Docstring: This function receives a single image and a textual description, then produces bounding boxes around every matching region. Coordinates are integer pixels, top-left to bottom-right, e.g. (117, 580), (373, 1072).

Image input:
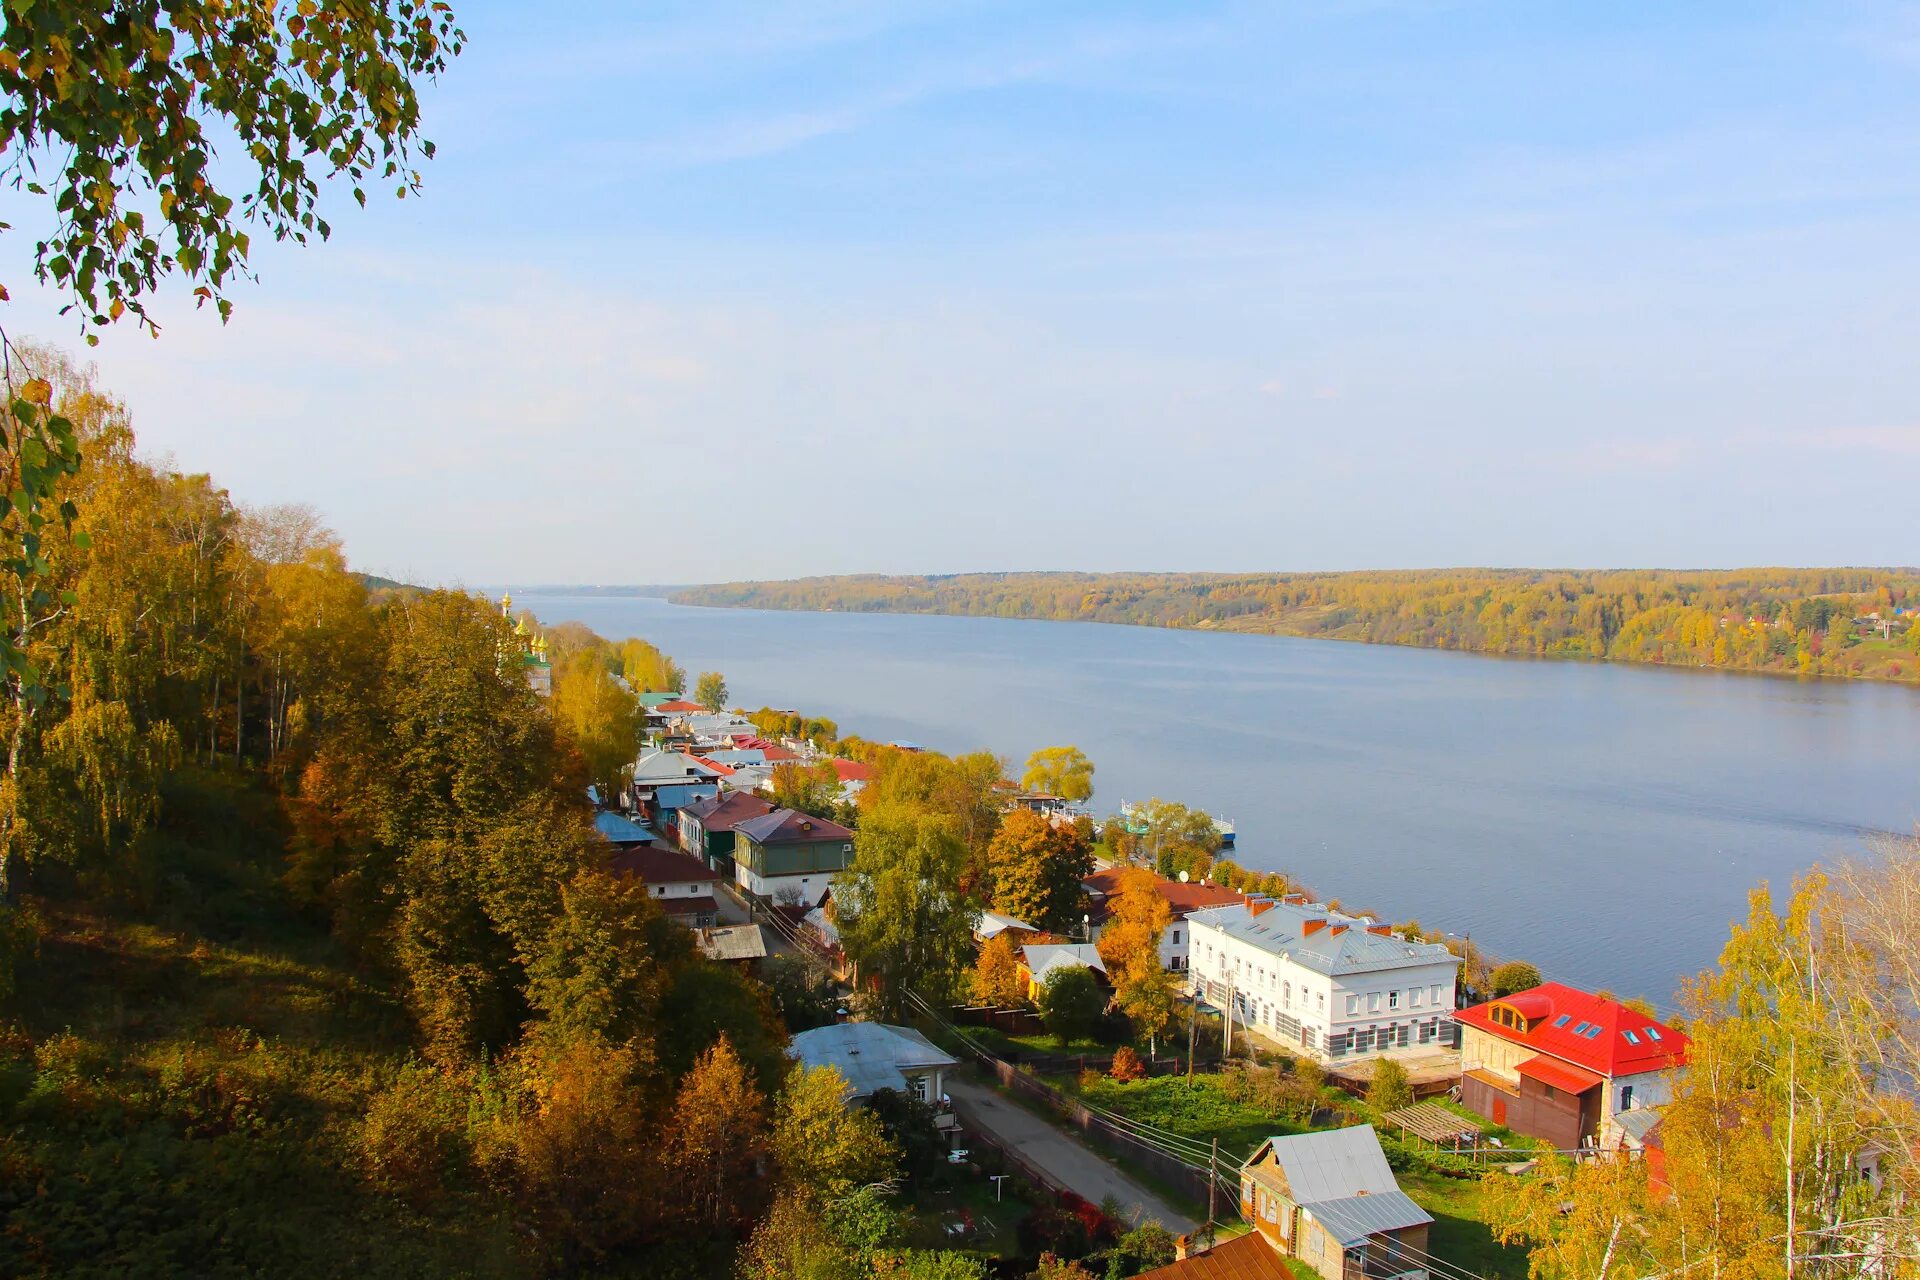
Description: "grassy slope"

(0, 772), (520, 1280)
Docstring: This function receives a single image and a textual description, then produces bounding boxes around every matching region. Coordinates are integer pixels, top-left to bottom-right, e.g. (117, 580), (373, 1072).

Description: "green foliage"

(674, 569), (1920, 684)
(768, 1064), (899, 1200)
(1488, 961), (1542, 998)
(0, 0), (463, 338)
(523, 870), (683, 1048)
(835, 805), (979, 1020)
(768, 760), (845, 821)
(1104, 1223), (1177, 1277)
(695, 671), (729, 711)
(1037, 965), (1105, 1046)
(761, 954), (839, 1032)
(1367, 1057), (1414, 1112)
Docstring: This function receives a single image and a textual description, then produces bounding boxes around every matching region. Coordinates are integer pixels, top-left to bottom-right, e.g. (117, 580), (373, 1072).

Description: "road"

(944, 1075), (1199, 1234)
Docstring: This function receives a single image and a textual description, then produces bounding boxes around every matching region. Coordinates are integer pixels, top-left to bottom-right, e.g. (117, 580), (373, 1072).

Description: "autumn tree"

(769, 1064), (898, 1200)
(986, 809), (1093, 932)
(524, 870), (686, 1048)
(1127, 798), (1219, 879)
(0, 2), (463, 684)
(971, 932), (1028, 1008)
(768, 760), (844, 820)
(618, 637), (684, 693)
(1367, 1058), (1413, 1112)
(835, 805), (978, 1019)
(551, 649), (639, 801)
(1096, 866), (1176, 1053)
(695, 671), (729, 711)
(660, 1036), (767, 1234)
(1021, 745), (1095, 802)
(1488, 960), (1542, 998)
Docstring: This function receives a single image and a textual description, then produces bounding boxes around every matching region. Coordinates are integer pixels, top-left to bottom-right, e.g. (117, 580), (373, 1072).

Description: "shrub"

(360, 1058), (468, 1204)
(1109, 1046), (1145, 1082)
(1489, 961), (1543, 998)
(1367, 1058), (1414, 1113)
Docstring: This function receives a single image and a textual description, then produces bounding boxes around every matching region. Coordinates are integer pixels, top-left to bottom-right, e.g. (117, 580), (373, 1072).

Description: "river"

(514, 593), (1920, 1006)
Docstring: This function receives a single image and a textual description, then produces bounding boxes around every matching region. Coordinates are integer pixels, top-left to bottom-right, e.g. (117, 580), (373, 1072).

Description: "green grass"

(1397, 1169), (1528, 1280)
(900, 1177), (1033, 1259)
(1066, 1072), (1302, 1160)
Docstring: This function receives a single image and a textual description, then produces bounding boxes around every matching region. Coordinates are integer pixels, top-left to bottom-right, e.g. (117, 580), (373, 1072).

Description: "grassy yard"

(900, 1177), (1034, 1261)
(1398, 1168), (1527, 1280)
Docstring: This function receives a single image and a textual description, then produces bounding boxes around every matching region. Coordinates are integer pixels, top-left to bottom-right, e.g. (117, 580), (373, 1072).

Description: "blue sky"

(6, 0), (1920, 584)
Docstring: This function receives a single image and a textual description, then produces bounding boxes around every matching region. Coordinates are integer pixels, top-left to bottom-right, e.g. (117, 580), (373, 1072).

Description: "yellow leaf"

(0, 51), (18, 75)
(21, 378), (52, 406)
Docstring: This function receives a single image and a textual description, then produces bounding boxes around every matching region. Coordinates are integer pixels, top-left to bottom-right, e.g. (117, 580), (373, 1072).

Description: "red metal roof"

(679, 749), (734, 776)
(1455, 982), (1689, 1078)
(1516, 1054), (1604, 1094)
(828, 758), (875, 783)
(1138, 1230), (1292, 1278)
(654, 699), (705, 713)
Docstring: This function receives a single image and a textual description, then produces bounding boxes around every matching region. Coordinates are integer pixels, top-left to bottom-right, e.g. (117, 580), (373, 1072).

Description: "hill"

(671, 568), (1920, 683)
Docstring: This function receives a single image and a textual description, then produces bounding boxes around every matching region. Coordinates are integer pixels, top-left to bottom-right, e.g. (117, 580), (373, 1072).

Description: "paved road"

(944, 1076), (1199, 1234)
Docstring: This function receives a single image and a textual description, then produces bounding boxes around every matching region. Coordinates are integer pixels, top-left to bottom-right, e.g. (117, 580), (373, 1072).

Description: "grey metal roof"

(1022, 943), (1106, 984)
(1305, 1190), (1433, 1246)
(631, 750), (722, 784)
(697, 925), (768, 962)
(789, 1022), (959, 1099)
(1257, 1125), (1401, 1203)
(1612, 1107), (1663, 1143)
(1188, 901), (1461, 976)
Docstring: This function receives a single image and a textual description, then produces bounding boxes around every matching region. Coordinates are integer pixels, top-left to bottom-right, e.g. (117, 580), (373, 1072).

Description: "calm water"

(517, 593), (1920, 1006)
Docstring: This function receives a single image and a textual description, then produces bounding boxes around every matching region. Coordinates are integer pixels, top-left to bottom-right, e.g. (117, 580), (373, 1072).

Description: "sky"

(5, 0), (1920, 586)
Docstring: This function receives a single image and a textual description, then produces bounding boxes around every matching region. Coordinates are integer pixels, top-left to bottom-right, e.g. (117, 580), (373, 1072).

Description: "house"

(789, 1022), (959, 1105)
(677, 790), (777, 873)
(696, 924), (769, 966)
(974, 909), (1039, 945)
(593, 810), (655, 849)
(1019, 942), (1107, 1000)
(1230, 1126), (1433, 1280)
(629, 749), (723, 827)
(826, 757), (875, 803)
(1454, 983), (1690, 1150)
(732, 807), (857, 906)
(1082, 867), (1244, 972)
(1186, 897), (1461, 1063)
(608, 844), (722, 928)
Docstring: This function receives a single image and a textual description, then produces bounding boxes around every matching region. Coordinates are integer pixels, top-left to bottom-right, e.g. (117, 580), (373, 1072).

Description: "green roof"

(637, 692), (683, 708)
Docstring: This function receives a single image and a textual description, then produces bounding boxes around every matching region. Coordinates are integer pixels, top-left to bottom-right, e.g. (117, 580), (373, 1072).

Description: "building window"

(1620, 1085), (1635, 1110)
(1282, 982), (1291, 1007)
(1346, 995), (1359, 1016)
(1411, 986), (1423, 1007)
(1388, 990), (1400, 1009)
(1431, 983), (1444, 1004)
(1367, 992), (1382, 1014)
(1171, 930), (1180, 944)
(1317, 992), (1325, 1011)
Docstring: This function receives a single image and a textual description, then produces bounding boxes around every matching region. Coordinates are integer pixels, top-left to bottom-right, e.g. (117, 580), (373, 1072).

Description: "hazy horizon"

(8, 1), (1920, 586)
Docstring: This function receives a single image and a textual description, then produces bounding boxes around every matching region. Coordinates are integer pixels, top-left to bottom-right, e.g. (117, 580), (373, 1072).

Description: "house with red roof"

(732, 807), (857, 906)
(1454, 982), (1689, 1150)
(1083, 866), (1244, 972)
(607, 844), (722, 928)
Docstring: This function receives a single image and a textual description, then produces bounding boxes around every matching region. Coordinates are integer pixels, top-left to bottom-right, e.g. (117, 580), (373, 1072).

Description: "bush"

(1489, 961), (1542, 998)
(1367, 1058), (1414, 1113)
(1109, 1046), (1145, 1082)
(1037, 966), (1104, 1045)
(360, 1059), (468, 1204)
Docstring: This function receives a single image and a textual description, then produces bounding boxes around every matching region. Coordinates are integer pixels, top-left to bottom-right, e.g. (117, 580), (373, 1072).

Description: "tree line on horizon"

(673, 567), (1920, 682)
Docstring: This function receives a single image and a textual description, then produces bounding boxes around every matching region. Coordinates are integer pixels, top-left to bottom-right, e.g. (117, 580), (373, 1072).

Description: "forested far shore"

(672, 568), (1920, 683)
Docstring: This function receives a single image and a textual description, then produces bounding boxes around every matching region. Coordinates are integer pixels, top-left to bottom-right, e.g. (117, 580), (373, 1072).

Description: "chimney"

(1303, 919), (1327, 936)
(1329, 924), (1349, 937)
(1175, 1233), (1208, 1261)
(1248, 899), (1275, 918)
(1282, 893), (1308, 905)
(1366, 924), (1392, 935)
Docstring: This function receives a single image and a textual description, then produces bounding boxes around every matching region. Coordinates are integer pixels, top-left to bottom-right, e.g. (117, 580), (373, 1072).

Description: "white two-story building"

(1187, 896), (1462, 1062)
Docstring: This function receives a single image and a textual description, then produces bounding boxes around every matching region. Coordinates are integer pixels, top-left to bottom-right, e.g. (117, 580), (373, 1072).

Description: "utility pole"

(1207, 1138), (1219, 1250)
(1187, 983), (1198, 1081)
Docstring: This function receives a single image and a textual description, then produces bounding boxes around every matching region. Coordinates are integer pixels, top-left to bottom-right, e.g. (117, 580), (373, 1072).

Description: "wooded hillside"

(674, 568), (1920, 682)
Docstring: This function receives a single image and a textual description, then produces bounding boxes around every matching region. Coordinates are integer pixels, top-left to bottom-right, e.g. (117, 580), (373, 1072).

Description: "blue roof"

(594, 812), (654, 845)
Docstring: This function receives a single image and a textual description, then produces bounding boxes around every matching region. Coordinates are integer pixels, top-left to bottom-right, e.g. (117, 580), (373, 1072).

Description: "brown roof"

(658, 893), (720, 918)
(1083, 867), (1244, 923)
(734, 808), (854, 845)
(608, 844), (721, 885)
(684, 789), (777, 831)
(1139, 1231), (1292, 1279)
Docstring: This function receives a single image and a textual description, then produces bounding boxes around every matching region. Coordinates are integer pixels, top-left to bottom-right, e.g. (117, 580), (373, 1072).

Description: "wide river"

(517, 593), (1920, 1006)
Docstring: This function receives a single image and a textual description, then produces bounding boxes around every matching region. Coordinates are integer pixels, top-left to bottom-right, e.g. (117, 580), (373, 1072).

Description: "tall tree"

(970, 932), (1027, 1008)
(1037, 965), (1105, 1046)
(768, 1064), (898, 1200)
(1096, 866), (1175, 1053)
(695, 670), (728, 711)
(551, 649), (639, 802)
(661, 1036), (767, 1234)
(986, 808), (1092, 932)
(1020, 745), (1095, 802)
(834, 805), (978, 1019)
